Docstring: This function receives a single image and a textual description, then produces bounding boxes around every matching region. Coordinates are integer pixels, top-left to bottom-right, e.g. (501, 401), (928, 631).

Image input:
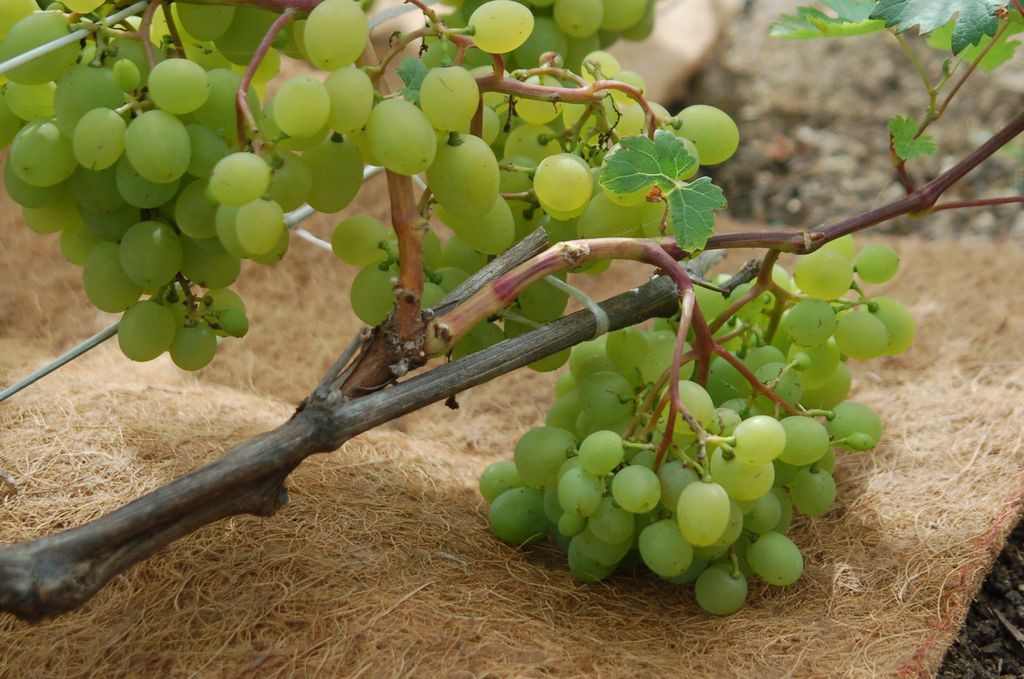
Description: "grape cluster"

(480, 237), (914, 614)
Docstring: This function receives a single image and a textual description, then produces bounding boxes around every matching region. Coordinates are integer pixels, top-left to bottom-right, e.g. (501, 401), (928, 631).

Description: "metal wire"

(0, 323), (119, 404)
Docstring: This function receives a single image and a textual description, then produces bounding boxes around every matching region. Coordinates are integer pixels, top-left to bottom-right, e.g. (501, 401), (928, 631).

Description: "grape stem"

(160, 1), (186, 58)
(929, 195), (1024, 212)
(387, 171), (428, 347)
(367, 26), (435, 81)
(138, 0), (163, 68)
(236, 8), (296, 150)
(713, 347), (801, 416)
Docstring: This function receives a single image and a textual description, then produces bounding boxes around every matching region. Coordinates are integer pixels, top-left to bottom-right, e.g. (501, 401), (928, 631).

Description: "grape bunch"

(480, 236), (914, 614)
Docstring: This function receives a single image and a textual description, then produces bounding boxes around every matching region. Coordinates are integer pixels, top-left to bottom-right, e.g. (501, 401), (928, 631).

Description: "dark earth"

(676, 1), (1024, 675)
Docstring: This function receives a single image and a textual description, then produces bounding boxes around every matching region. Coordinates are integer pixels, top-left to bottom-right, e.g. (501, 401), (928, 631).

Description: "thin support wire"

(0, 322), (119, 404)
(0, 1), (150, 76)
(543, 275), (611, 339)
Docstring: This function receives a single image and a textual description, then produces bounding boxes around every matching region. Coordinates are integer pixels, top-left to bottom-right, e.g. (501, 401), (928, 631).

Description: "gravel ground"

(676, 0), (1024, 238)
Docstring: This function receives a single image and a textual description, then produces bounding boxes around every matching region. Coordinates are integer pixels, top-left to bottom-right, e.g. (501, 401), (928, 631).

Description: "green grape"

(209, 152), (271, 206)
(789, 467), (836, 516)
(581, 49), (620, 83)
(677, 481), (731, 546)
(588, 497), (634, 545)
(80, 203), (138, 241)
(599, 0), (646, 30)
(639, 336), (694, 385)
(665, 381), (716, 440)
(503, 123), (560, 163)
(732, 415), (787, 466)
(147, 59), (210, 116)
(516, 75), (562, 125)
(578, 430), (623, 475)
(706, 355), (752, 405)
(514, 426), (575, 488)
(578, 371), (634, 424)
(53, 65), (123, 137)
(124, 110), (191, 184)
(436, 196), (514, 255)
(10, 120), (76, 188)
(4, 81), (56, 122)
(441, 236), (485, 274)
(119, 221), (183, 289)
(271, 75), (330, 139)
(331, 215), (389, 265)
(658, 460), (698, 511)
(349, 264), (395, 325)
(827, 402), (883, 450)
(365, 98), (436, 175)
(434, 266), (469, 294)
(834, 310), (889, 360)
(553, 0), (603, 37)
(427, 134), (499, 219)
(792, 338), (840, 390)
(725, 282), (768, 322)
(515, 277), (569, 323)
(674, 104), (739, 165)
(747, 532), (803, 586)
(169, 325), (217, 371)
(72, 108), (126, 171)
(558, 513), (587, 539)
(213, 7), (276, 65)
(855, 243), (899, 284)
(267, 151), (312, 211)
(419, 66), (480, 132)
(60, 220), (102, 265)
(567, 532), (624, 580)
(118, 301), (176, 362)
(639, 519), (694, 578)
(555, 371), (576, 397)
(234, 198), (284, 255)
(871, 297), (915, 355)
(469, 1), (535, 53)
(325, 66), (373, 134)
(185, 125), (230, 179)
(533, 153), (592, 213)
(545, 392), (581, 434)
(180, 236), (240, 289)
(67, 166), (122, 214)
(22, 196), (80, 235)
(697, 500), (744, 556)
(303, 137), (363, 213)
(611, 464), (660, 513)
(177, 3), (235, 41)
(605, 327), (647, 386)
(192, 69), (249, 146)
(753, 361), (803, 409)
(83, 241), (142, 312)
(709, 449), (775, 502)
(115, 156), (179, 209)
(512, 16), (568, 68)
(629, 449), (656, 469)
(479, 459), (523, 503)
(778, 416), (829, 466)
(543, 484), (563, 523)
(0, 95), (22, 147)
(303, 0), (368, 69)
(695, 563), (747, 615)
(743, 491), (782, 534)
(557, 466), (604, 517)
(112, 59), (141, 92)
(0, 11), (78, 85)
(801, 361), (851, 410)
(0, 0), (35, 41)
(451, 321), (505, 360)
(793, 249), (854, 300)
(782, 299), (837, 348)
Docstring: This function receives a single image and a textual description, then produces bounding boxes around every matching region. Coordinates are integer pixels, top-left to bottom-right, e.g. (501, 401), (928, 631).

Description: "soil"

(680, 2), (1024, 675)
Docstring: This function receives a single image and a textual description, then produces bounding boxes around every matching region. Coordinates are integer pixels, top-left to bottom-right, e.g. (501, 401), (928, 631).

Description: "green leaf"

(667, 178), (727, 252)
(770, 0), (887, 39)
(888, 115), (937, 160)
(871, 0), (1007, 53)
(397, 58), (428, 103)
(925, 12), (1024, 69)
(599, 130), (697, 195)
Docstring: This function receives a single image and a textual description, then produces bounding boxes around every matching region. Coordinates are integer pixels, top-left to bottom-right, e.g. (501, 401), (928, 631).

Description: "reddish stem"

(236, 9), (295, 149)
(712, 347), (801, 416)
(387, 172), (427, 344)
(139, 0), (162, 68)
(889, 135), (915, 194)
(161, 2), (186, 58)
(929, 196), (1024, 212)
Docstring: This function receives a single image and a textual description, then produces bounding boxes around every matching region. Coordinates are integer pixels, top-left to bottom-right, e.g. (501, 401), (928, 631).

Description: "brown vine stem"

(388, 171), (428, 346)
(235, 8), (295, 149)
(160, 1), (186, 58)
(929, 196), (1024, 212)
(138, 0), (162, 68)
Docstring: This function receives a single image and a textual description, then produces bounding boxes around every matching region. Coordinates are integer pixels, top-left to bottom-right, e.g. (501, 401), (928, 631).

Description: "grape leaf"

(600, 132), (726, 251)
(600, 130), (697, 194)
(667, 178), (727, 252)
(870, 0), (1007, 53)
(770, 0), (887, 39)
(888, 115), (937, 160)
(925, 11), (1024, 69)
(397, 58), (428, 103)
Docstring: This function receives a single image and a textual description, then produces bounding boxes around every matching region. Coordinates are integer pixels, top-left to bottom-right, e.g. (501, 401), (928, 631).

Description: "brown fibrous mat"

(1, 178), (1023, 677)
